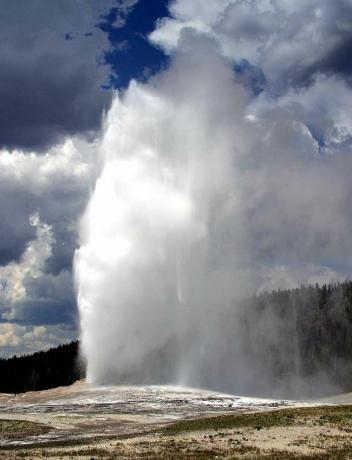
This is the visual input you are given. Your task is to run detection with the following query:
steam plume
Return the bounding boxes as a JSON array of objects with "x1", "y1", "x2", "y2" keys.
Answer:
[{"x1": 75, "y1": 19, "x2": 352, "y2": 394}]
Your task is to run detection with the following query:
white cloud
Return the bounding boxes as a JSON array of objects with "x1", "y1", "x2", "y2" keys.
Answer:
[
  {"x1": 0, "y1": 138, "x2": 95, "y2": 351},
  {"x1": 0, "y1": 324, "x2": 26, "y2": 347},
  {"x1": 0, "y1": 212, "x2": 53, "y2": 311},
  {"x1": 0, "y1": 323, "x2": 76, "y2": 357},
  {"x1": 251, "y1": 74, "x2": 352, "y2": 151},
  {"x1": 0, "y1": 137, "x2": 96, "y2": 268},
  {"x1": 0, "y1": 138, "x2": 94, "y2": 185},
  {"x1": 151, "y1": 0, "x2": 352, "y2": 87}
]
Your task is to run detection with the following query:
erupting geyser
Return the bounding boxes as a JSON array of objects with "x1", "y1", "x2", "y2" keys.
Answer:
[
  {"x1": 75, "y1": 39, "x2": 254, "y2": 388},
  {"x1": 75, "y1": 32, "x2": 352, "y2": 396}
]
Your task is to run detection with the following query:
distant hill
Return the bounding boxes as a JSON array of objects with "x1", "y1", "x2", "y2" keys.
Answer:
[{"x1": 0, "y1": 341, "x2": 84, "y2": 394}]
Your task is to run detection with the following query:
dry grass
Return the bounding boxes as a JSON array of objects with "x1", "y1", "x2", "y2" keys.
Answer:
[
  {"x1": 162, "y1": 405, "x2": 352, "y2": 435},
  {"x1": 0, "y1": 419, "x2": 51, "y2": 439}
]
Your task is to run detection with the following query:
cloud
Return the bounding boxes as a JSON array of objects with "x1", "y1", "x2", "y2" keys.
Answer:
[
  {"x1": 252, "y1": 75, "x2": 352, "y2": 154},
  {"x1": 0, "y1": 213, "x2": 76, "y2": 327},
  {"x1": 151, "y1": 0, "x2": 352, "y2": 88},
  {"x1": 0, "y1": 0, "x2": 137, "y2": 151},
  {"x1": 0, "y1": 323, "x2": 77, "y2": 358},
  {"x1": 0, "y1": 139, "x2": 95, "y2": 270},
  {"x1": 0, "y1": 139, "x2": 96, "y2": 351},
  {"x1": 0, "y1": 213, "x2": 53, "y2": 308}
]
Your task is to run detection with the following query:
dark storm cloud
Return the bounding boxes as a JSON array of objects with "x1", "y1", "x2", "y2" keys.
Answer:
[
  {"x1": 312, "y1": 37, "x2": 352, "y2": 82},
  {"x1": 0, "y1": 207, "x2": 35, "y2": 266},
  {"x1": 10, "y1": 298, "x2": 75, "y2": 326},
  {"x1": 280, "y1": 1, "x2": 352, "y2": 87},
  {"x1": 0, "y1": 0, "x2": 137, "y2": 151},
  {"x1": 0, "y1": 56, "x2": 111, "y2": 151},
  {"x1": 15, "y1": 271, "x2": 77, "y2": 326},
  {"x1": 314, "y1": 0, "x2": 352, "y2": 78},
  {"x1": 35, "y1": 165, "x2": 95, "y2": 276}
]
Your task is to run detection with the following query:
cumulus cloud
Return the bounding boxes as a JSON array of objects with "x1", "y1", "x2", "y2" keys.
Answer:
[
  {"x1": 0, "y1": 139, "x2": 95, "y2": 269},
  {"x1": 151, "y1": 0, "x2": 352, "y2": 88},
  {"x1": 0, "y1": 323, "x2": 76, "y2": 358},
  {"x1": 0, "y1": 210, "x2": 78, "y2": 359},
  {"x1": 0, "y1": 138, "x2": 96, "y2": 352},
  {"x1": 252, "y1": 75, "x2": 352, "y2": 153},
  {"x1": 0, "y1": 213, "x2": 53, "y2": 309},
  {"x1": 0, "y1": 212, "x2": 76, "y2": 328}
]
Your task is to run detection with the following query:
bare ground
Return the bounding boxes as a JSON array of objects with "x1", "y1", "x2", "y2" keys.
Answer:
[{"x1": 1, "y1": 382, "x2": 352, "y2": 459}]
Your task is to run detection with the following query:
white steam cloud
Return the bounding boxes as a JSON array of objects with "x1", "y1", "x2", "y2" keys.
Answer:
[{"x1": 75, "y1": 1, "x2": 352, "y2": 394}]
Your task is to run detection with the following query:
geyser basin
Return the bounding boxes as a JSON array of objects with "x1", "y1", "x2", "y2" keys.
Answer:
[{"x1": 0, "y1": 382, "x2": 311, "y2": 446}]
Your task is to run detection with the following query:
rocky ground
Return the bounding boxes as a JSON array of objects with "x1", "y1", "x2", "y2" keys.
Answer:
[{"x1": 0, "y1": 381, "x2": 351, "y2": 459}]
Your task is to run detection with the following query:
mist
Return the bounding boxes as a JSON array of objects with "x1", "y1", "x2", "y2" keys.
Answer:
[{"x1": 75, "y1": 4, "x2": 352, "y2": 397}]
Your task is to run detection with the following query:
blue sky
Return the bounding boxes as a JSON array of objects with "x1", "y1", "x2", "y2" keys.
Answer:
[{"x1": 99, "y1": 0, "x2": 170, "y2": 88}]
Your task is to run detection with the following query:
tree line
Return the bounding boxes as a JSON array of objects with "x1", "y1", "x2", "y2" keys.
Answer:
[
  {"x1": 0, "y1": 341, "x2": 84, "y2": 393},
  {"x1": 235, "y1": 281, "x2": 352, "y2": 397},
  {"x1": 1, "y1": 281, "x2": 352, "y2": 396}
]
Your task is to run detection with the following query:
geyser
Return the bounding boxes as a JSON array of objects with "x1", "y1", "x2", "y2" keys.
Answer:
[
  {"x1": 75, "y1": 31, "x2": 352, "y2": 396},
  {"x1": 75, "y1": 40, "x2": 252, "y2": 388}
]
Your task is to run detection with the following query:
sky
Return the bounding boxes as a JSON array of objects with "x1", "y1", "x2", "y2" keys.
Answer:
[{"x1": 1, "y1": 0, "x2": 352, "y2": 358}]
